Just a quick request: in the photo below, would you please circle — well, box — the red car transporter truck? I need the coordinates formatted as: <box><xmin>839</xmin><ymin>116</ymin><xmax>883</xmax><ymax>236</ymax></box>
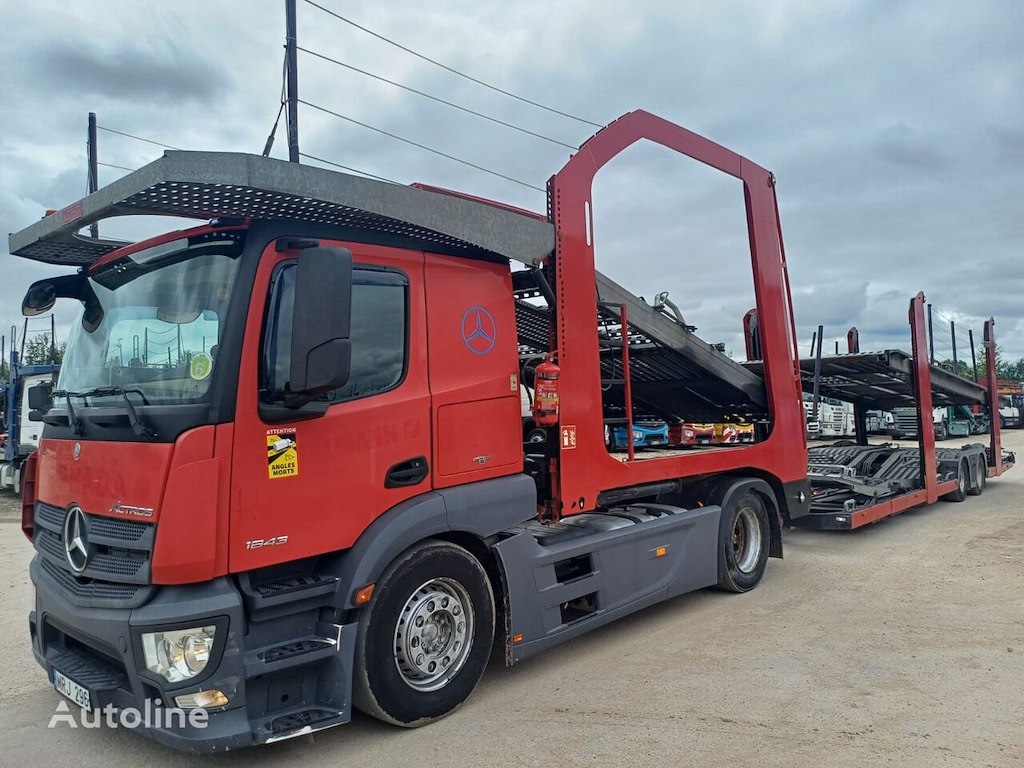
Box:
<box><xmin>9</xmin><ymin>111</ymin><xmax>829</xmax><ymax>750</ymax></box>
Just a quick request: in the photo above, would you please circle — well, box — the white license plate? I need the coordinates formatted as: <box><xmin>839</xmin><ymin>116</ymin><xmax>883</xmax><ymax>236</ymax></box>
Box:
<box><xmin>698</xmin><ymin>438</ymin><xmax>711</xmax><ymax>444</ymax></box>
<box><xmin>53</xmin><ymin>669</ymin><xmax>92</xmax><ymax>712</ymax></box>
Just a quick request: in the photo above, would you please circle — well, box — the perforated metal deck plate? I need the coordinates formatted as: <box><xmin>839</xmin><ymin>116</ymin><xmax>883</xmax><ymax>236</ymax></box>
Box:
<box><xmin>9</xmin><ymin>151</ymin><xmax>555</xmax><ymax>266</ymax></box>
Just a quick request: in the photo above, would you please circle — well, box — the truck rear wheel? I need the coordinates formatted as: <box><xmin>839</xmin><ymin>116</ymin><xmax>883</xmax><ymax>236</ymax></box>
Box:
<box><xmin>715</xmin><ymin>490</ymin><xmax>770</xmax><ymax>593</ymax></box>
<box><xmin>967</xmin><ymin>456</ymin><xmax>986</xmax><ymax>496</ymax></box>
<box><xmin>352</xmin><ymin>539</ymin><xmax>494</xmax><ymax>727</ymax></box>
<box><xmin>943</xmin><ymin>459</ymin><xmax>969</xmax><ymax>502</ymax></box>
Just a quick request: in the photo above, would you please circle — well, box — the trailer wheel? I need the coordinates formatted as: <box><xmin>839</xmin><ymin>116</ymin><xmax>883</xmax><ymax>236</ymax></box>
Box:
<box><xmin>352</xmin><ymin>539</ymin><xmax>494</xmax><ymax>727</ymax></box>
<box><xmin>943</xmin><ymin>459</ymin><xmax>969</xmax><ymax>502</ymax></box>
<box><xmin>716</xmin><ymin>490</ymin><xmax>770</xmax><ymax>593</ymax></box>
<box><xmin>967</xmin><ymin>456</ymin><xmax>986</xmax><ymax>496</ymax></box>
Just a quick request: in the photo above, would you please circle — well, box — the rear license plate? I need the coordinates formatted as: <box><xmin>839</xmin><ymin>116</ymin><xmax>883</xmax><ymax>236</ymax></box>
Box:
<box><xmin>53</xmin><ymin>669</ymin><xmax>92</xmax><ymax>711</ymax></box>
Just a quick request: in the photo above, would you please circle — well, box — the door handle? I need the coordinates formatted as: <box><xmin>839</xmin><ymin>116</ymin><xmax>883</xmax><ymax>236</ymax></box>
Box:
<box><xmin>385</xmin><ymin>456</ymin><xmax>429</xmax><ymax>488</ymax></box>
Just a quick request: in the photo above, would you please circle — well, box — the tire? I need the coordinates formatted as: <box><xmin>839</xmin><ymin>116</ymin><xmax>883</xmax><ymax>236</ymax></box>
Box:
<box><xmin>943</xmin><ymin>459</ymin><xmax>968</xmax><ymax>502</ymax></box>
<box><xmin>715</xmin><ymin>490</ymin><xmax>770</xmax><ymax>593</ymax></box>
<box><xmin>934</xmin><ymin>423</ymin><xmax>948</xmax><ymax>442</ymax></box>
<box><xmin>526</xmin><ymin>428</ymin><xmax>547</xmax><ymax>445</ymax></box>
<box><xmin>352</xmin><ymin>540</ymin><xmax>495</xmax><ymax>727</ymax></box>
<box><xmin>967</xmin><ymin>456</ymin><xmax>986</xmax><ymax>496</ymax></box>
<box><xmin>1000</xmin><ymin>416</ymin><xmax>1006</xmax><ymax>430</ymax></box>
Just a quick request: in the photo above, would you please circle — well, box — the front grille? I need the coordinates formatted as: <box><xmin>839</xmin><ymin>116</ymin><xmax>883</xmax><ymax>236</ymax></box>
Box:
<box><xmin>34</xmin><ymin>501</ymin><xmax>156</xmax><ymax>605</ymax></box>
<box><xmin>89</xmin><ymin>516</ymin><xmax>149</xmax><ymax>542</ymax></box>
<box><xmin>40</xmin><ymin>558</ymin><xmax>147</xmax><ymax>603</ymax></box>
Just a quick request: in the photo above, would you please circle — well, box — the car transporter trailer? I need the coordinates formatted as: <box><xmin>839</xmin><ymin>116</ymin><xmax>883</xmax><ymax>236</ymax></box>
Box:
<box><xmin>746</xmin><ymin>295</ymin><xmax>1015</xmax><ymax>529</ymax></box>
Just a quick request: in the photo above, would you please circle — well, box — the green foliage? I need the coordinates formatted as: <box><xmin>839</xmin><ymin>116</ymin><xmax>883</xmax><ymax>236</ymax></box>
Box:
<box><xmin>22</xmin><ymin>333</ymin><xmax>65</xmax><ymax>366</ymax></box>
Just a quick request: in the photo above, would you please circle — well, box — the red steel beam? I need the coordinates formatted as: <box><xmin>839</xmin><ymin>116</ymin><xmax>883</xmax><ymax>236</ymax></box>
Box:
<box><xmin>984</xmin><ymin>318</ymin><xmax>1005</xmax><ymax>476</ymax></box>
<box><xmin>620</xmin><ymin>303</ymin><xmax>635</xmax><ymax>463</ymax></box>
<box><xmin>909</xmin><ymin>293</ymin><xmax>939</xmax><ymax>504</ymax></box>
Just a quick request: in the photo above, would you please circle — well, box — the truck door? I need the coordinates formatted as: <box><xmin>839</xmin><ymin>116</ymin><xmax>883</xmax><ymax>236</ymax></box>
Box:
<box><xmin>230</xmin><ymin>242</ymin><xmax>431</xmax><ymax>571</ymax></box>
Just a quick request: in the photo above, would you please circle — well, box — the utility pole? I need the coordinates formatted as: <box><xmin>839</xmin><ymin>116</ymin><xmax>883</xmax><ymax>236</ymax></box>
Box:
<box><xmin>927</xmin><ymin>303</ymin><xmax>935</xmax><ymax>364</ymax></box>
<box><xmin>87</xmin><ymin>112</ymin><xmax>99</xmax><ymax>237</ymax></box>
<box><xmin>968</xmin><ymin>329</ymin><xmax>978</xmax><ymax>382</ymax></box>
<box><xmin>951</xmin><ymin>320</ymin><xmax>958</xmax><ymax>370</ymax></box>
<box><xmin>286</xmin><ymin>0</ymin><xmax>300</xmax><ymax>162</ymax></box>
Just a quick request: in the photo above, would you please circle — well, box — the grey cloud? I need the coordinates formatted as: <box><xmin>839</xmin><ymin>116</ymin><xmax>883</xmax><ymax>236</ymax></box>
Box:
<box><xmin>23</xmin><ymin>38</ymin><xmax>230</xmax><ymax>104</ymax></box>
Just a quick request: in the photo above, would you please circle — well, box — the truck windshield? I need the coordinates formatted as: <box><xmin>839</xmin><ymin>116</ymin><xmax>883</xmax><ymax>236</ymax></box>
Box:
<box><xmin>58</xmin><ymin>231</ymin><xmax>245</xmax><ymax>404</ymax></box>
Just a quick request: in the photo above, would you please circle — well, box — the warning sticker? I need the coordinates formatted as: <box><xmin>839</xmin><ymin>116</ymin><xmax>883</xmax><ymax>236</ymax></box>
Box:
<box><xmin>267</xmin><ymin>429</ymin><xmax>298</xmax><ymax>479</ymax></box>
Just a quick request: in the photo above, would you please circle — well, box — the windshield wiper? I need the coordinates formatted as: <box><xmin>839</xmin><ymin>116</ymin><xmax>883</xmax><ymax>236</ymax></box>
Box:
<box><xmin>50</xmin><ymin>390</ymin><xmax>85</xmax><ymax>436</ymax></box>
<box><xmin>55</xmin><ymin>387</ymin><xmax>158</xmax><ymax>439</ymax></box>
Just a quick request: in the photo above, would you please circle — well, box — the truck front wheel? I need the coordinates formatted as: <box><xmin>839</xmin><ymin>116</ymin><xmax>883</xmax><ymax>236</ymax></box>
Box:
<box><xmin>352</xmin><ymin>540</ymin><xmax>494</xmax><ymax>726</ymax></box>
<box><xmin>715</xmin><ymin>490</ymin><xmax>770</xmax><ymax>593</ymax></box>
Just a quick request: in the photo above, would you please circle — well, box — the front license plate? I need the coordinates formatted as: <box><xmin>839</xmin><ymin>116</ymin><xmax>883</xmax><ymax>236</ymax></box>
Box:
<box><xmin>698</xmin><ymin>438</ymin><xmax>711</xmax><ymax>444</ymax></box>
<box><xmin>53</xmin><ymin>669</ymin><xmax>92</xmax><ymax>712</ymax></box>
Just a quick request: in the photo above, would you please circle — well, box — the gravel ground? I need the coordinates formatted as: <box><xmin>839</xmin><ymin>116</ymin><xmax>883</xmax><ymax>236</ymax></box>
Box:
<box><xmin>0</xmin><ymin>431</ymin><xmax>1021</xmax><ymax>767</ymax></box>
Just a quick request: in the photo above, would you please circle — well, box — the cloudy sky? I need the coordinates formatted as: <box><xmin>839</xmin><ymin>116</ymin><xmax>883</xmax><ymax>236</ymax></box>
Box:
<box><xmin>2</xmin><ymin>0</ymin><xmax>1022</xmax><ymax>365</ymax></box>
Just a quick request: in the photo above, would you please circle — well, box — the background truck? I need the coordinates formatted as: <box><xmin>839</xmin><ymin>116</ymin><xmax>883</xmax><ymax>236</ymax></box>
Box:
<box><xmin>10</xmin><ymin>110</ymin><xmax>812</xmax><ymax>751</ymax></box>
<box><xmin>891</xmin><ymin>404</ymin><xmax>982</xmax><ymax>441</ymax></box>
<box><xmin>997</xmin><ymin>395</ymin><xmax>1021</xmax><ymax>429</ymax></box>
<box><xmin>1</xmin><ymin>347</ymin><xmax>59</xmax><ymax>494</ymax></box>
<box><xmin>865</xmin><ymin>409</ymin><xmax>893</xmax><ymax>434</ymax></box>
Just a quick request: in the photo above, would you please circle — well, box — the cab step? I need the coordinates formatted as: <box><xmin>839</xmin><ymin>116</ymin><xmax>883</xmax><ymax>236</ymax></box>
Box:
<box><xmin>245</xmin><ymin>621</ymin><xmax>342</xmax><ymax>675</ymax></box>
<box><xmin>252</xmin><ymin>706</ymin><xmax>348</xmax><ymax>744</ymax></box>
<box><xmin>239</xmin><ymin>573</ymin><xmax>339</xmax><ymax>621</ymax></box>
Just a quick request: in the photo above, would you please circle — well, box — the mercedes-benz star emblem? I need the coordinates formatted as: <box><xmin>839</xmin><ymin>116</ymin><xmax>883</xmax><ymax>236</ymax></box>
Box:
<box><xmin>63</xmin><ymin>506</ymin><xmax>90</xmax><ymax>574</ymax></box>
<box><xmin>461</xmin><ymin>306</ymin><xmax>497</xmax><ymax>355</ymax></box>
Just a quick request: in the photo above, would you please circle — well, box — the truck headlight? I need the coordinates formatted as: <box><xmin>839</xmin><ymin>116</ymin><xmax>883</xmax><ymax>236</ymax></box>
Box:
<box><xmin>141</xmin><ymin>626</ymin><xmax>216</xmax><ymax>683</ymax></box>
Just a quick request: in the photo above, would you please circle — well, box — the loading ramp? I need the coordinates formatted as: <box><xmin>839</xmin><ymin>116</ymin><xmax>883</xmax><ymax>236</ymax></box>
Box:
<box><xmin>745</xmin><ymin>349</ymin><xmax>987</xmax><ymax>409</ymax></box>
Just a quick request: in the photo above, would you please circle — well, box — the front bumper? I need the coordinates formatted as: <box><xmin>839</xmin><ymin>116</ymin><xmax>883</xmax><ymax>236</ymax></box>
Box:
<box><xmin>30</xmin><ymin>555</ymin><xmax>357</xmax><ymax>751</ymax></box>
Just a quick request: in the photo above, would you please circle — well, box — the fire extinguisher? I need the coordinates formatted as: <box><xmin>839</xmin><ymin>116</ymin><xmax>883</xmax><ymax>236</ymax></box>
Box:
<box><xmin>532</xmin><ymin>353</ymin><xmax>560</xmax><ymax>426</ymax></box>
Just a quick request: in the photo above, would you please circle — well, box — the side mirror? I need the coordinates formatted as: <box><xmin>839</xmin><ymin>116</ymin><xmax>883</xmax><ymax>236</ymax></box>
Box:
<box><xmin>288</xmin><ymin>247</ymin><xmax>353</xmax><ymax>406</ymax></box>
<box><xmin>22</xmin><ymin>274</ymin><xmax>85</xmax><ymax>316</ymax></box>
<box><xmin>28</xmin><ymin>381</ymin><xmax>54</xmax><ymax>421</ymax></box>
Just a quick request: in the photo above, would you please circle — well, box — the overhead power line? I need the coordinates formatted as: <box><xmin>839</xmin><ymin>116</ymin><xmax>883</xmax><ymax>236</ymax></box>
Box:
<box><xmin>97</xmin><ymin>161</ymin><xmax>135</xmax><ymax>172</ymax></box>
<box><xmin>299</xmin><ymin>98</ymin><xmax>544</xmax><ymax>192</ymax></box>
<box><xmin>298</xmin><ymin>152</ymin><xmax>400</xmax><ymax>184</ymax></box>
<box><xmin>298</xmin><ymin>46</ymin><xmax>577</xmax><ymax>150</ymax></box>
<box><xmin>97</xmin><ymin>125</ymin><xmax>181</xmax><ymax>151</ymax></box>
<box><xmin>301</xmin><ymin>0</ymin><xmax>602</xmax><ymax>128</ymax></box>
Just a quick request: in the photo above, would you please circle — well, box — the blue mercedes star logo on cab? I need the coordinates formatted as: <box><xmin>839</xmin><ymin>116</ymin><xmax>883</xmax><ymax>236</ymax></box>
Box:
<box><xmin>461</xmin><ymin>306</ymin><xmax>497</xmax><ymax>355</ymax></box>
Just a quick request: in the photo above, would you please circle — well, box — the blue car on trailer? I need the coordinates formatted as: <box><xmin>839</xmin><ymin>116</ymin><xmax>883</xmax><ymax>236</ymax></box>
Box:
<box><xmin>605</xmin><ymin>420</ymin><xmax>669</xmax><ymax>449</ymax></box>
